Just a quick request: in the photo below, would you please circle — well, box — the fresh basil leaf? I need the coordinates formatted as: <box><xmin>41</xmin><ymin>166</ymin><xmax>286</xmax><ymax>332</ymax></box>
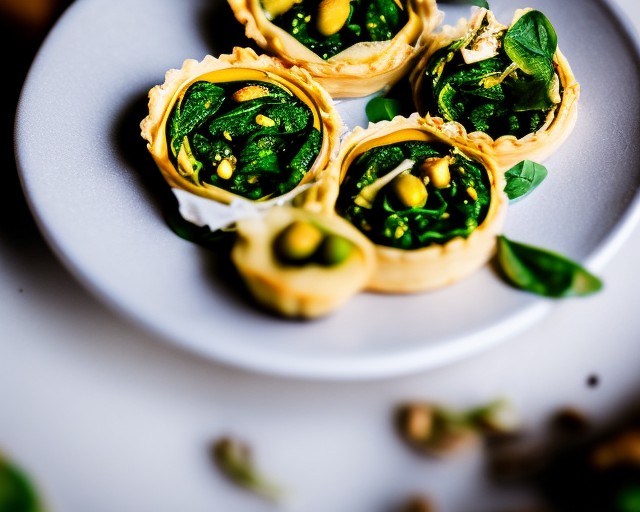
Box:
<box><xmin>237</xmin><ymin>133</ymin><xmax>286</xmax><ymax>174</ymax></box>
<box><xmin>365</xmin><ymin>96</ymin><xmax>402</xmax><ymax>123</ymax></box>
<box><xmin>504</xmin><ymin>160</ymin><xmax>548</xmax><ymax>200</ymax></box>
<box><xmin>443</xmin><ymin>56</ymin><xmax>505</xmax><ymax>88</ymax></box>
<box><xmin>208</xmin><ymin>99</ymin><xmax>277</xmax><ymax>139</ymax></box>
<box><xmin>262</xmin><ymin>102</ymin><xmax>312</xmax><ymax>132</ymax></box>
<box><xmin>0</xmin><ymin>454</ymin><xmax>43</xmax><ymax>512</ymax></box>
<box><xmin>503</xmin><ymin>10</ymin><xmax>557</xmax><ymax>81</ymax></box>
<box><xmin>496</xmin><ymin>235</ymin><xmax>603</xmax><ymax>297</ymax></box>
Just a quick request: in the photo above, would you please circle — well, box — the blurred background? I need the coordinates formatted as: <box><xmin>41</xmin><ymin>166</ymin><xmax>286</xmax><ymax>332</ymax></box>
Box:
<box><xmin>3</xmin><ymin>1</ymin><xmax>640</xmax><ymax>511</ymax></box>
<box><xmin>0</xmin><ymin>0</ymin><xmax>67</xmax><ymax>33</ymax></box>
<box><xmin>1</xmin><ymin>0</ymin><xmax>72</xmax><ymax>247</ymax></box>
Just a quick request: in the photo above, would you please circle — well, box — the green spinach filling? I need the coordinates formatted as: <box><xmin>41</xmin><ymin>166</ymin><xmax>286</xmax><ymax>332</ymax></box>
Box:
<box><xmin>420</xmin><ymin>10</ymin><xmax>561</xmax><ymax>139</ymax></box>
<box><xmin>167</xmin><ymin>79</ymin><xmax>321</xmax><ymax>200</ymax></box>
<box><xmin>336</xmin><ymin>140</ymin><xmax>491</xmax><ymax>250</ymax></box>
<box><xmin>268</xmin><ymin>0</ymin><xmax>407</xmax><ymax>60</ymax></box>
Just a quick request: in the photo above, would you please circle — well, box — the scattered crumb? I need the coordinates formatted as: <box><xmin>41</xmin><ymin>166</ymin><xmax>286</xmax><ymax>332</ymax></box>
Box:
<box><xmin>395</xmin><ymin>494</ymin><xmax>436</xmax><ymax>512</ymax></box>
<box><xmin>550</xmin><ymin>406</ymin><xmax>591</xmax><ymax>436</ymax></box>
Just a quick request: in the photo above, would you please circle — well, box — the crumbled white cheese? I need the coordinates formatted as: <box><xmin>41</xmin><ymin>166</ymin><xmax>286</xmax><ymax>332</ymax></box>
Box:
<box><xmin>460</xmin><ymin>11</ymin><xmax>507</xmax><ymax>65</ymax></box>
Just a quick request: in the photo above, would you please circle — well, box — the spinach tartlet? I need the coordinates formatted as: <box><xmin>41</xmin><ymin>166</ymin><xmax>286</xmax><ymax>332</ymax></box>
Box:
<box><xmin>330</xmin><ymin>114</ymin><xmax>507</xmax><ymax>293</ymax></box>
<box><xmin>411</xmin><ymin>8</ymin><xmax>579</xmax><ymax>170</ymax></box>
<box><xmin>231</xmin><ymin>204</ymin><xmax>376</xmax><ymax>318</ymax></box>
<box><xmin>140</xmin><ymin>48</ymin><xmax>343</xmax><ymax>225</ymax></box>
<box><xmin>227</xmin><ymin>0</ymin><xmax>441</xmax><ymax>97</ymax></box>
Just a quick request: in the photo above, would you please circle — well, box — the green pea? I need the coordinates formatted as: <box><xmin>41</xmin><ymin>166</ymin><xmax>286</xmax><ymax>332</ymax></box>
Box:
<box><xmin>318</xmin><ymin>234</ymin><xmax>354</xmax><ymax>266</ymax></box>
<box><xmin>273</xmin><ymin>220</ymin><xmax>323</xmax><ymax>264</ymax></box>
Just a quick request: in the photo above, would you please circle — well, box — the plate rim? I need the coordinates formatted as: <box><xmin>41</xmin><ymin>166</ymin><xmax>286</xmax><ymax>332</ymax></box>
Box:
<box><xmin>13</xmin><ymin>0</ymin><xmax>640</xmax><ymax>381</ymax></box>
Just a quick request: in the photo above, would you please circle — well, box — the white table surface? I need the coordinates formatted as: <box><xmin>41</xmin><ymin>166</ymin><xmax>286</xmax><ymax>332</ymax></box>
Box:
<box><xmin>3</xmin><ymin>1</ymin><xmax>640</xmax><ymax>511</ymax></box>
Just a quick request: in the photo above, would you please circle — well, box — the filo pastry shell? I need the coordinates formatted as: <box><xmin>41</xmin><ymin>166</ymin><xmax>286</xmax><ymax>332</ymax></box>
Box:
<box><xmin>410</xmin><ymin>8</ymin><xmax>580</xmax><ymax>171</ymax></box>
<box><xmin>328</xmin><ymin>114</ymin><xmax>507</xmax><ymax>293</ymax></box>
<box><xmin>230</xmin><ymin>201</ymin><xmax>376</xmax><ymax>319</ymax></box>
<box><xmin>227</xmin><ymin>0</ymin><xmax>442</xmax><ymax>98</ymax></box>
<box><xmin>140</xmin><ymin>47</ymin><xmax>344</xmax><ymax>214</ymax></box>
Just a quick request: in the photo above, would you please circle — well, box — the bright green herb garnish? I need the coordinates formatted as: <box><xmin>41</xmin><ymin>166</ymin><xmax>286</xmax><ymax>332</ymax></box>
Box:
<box><xmin>268</xmin><ymin>0</ymin><xmax>408</xmax><ymax>60</ymax></box>
<box><xmin>504</xmin><ymin>160</ymin><xmax>548</xmax><ymax>200</ymax></box>
<box><xmin>167</xmin><ymin>80</ymin><xmax>321</xmax><ymax>200</ymax></box>
<box><xmin>0</xmin><ymin>453</ymin><xmax>44</xmax><ymax>512</ymax></box>
<box><xmin>617</xmin><ymin>485</ymin><xmax>640</xmax><ymax>512</ymax></box>
<box><xmin>365</xmin><ymin>96</ymin><xmax>402</xmax><ymax>123</ymax></box>
<box><xmin>496</xmin><ymin>235</ymin><xmax>603</xmax><ymax>297</ymax></box>
<box><xmin>503</xmin><ymin>10</ymin><xmax>557</xmax><ymax>83</ymax></box>
<box><xmin>212</xmin><ymin>437</ymin><xmax>283</xmax><ymax>502</ymax></box>
<box><xmin>336</xmin><ymin>141</ymin><xmax>491</xmax><ymax>250</ymax></box>
<box><xmin>420</xmin><ymin>10</ymin><xmax>561</xmax><ymax>139</ymax></box>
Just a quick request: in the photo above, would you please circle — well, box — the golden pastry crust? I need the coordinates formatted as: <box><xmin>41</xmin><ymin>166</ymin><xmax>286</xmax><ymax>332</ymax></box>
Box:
<box><xmin>140</xmin><ymin>47</ymin><xmax>344</xmax><ymax>206</ymax></box>
<box><xmin>227</xmin><ymin>0</ymin><xmax>442</xmax><ymax>98</ymax></box>
<box><xmin>231</xmin><ymin>204</ymin><xmax>377</xmax><ymax>318</ymax></box>
<box><xmin>410</xmin><ymin>8</ymin><xmax>580</xmax><ymax>171</ymax></box>
<box><xmin>327</xmin><ymin>114</ymin><xmax>508</xmax><ymax>293</ymax></box>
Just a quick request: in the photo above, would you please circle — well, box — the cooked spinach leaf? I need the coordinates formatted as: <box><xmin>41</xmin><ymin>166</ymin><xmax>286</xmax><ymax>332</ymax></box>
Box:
<box><xmin>169</xmin><ymin>82</ymin><xmax>225</xmax><ymax>157</ymax></box>
<box><xmin>504</xmin><ymin>160</ymin><xmax>548</xmax><ymax>200</ymax></box>
<box><xmin>261</xmin><ymin>102</ymin><xmax>312</xmax><ymax>132</ymax></box>
<box><xmin>496</xmin><ymin>235</ymin><xmax>603</xmax><ymax>297</ymax></box>
<box><xmin>287</xmin><ymin>128</ymin><xmax>321</xmax><ymax>192</ymax></box>
<box><xmin>212</xmin><ymin>437</ymin><xmax>283</xmax><ymax>503</ymax></box>
<box><xmin>166</xmin><ymin>80</ymin><xmax>321</xmax><ymax>200</ymax></box>
<box><xmin>270</xmin><ymin>0</ymin><xmax>407</xmax><ymax>60</ymax></box>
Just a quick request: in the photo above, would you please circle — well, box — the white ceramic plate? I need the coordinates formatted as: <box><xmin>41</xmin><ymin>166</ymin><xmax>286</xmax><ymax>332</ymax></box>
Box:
<box><xmin>15</xmin><ymin>0</ymin><xmax>640</xmax><ymax>380</ymax></box>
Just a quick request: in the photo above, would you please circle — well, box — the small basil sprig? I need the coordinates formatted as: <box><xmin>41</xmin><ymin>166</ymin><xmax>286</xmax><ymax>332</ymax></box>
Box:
<box><xmin>365</xmin><ymin>96</ymin><xmax>402</xmax><ymax>123</ymax></box>
<box><xmin>395</xmin><ymin>398</ymin><xmax>520</xmax><ymax>460</ymax></box>
<box><xmin>212</xmin><ymin>437</ymin><xmax>283</xmax><ymax>502</ymax></box>
<box><xmin>496</xmin><ymin>235</ymin><xmax>603</xmax><ymax>297</ymax></box>
<box><xmin>617</xmin><ymin>486</ymin><xmax>640</xmax><ymax>512</ymax></box>
<box><xmin>504</xmin><ymin>160</ymin><xmax>548</xmax><ymax>200</ymax></box>
<box><xmin>0</xmin><ymin>453</ymin><xmax>44</xmax><ymax>512</ymax></box>
<box><xmin>503</xmin><ymin>10</ymin><xmax>557</xmax><ymax>82</ymax></box>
